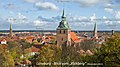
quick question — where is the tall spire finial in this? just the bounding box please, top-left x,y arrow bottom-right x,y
62,9 -> 65,18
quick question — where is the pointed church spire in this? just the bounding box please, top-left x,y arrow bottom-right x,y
112,30 -> 115,35
62,9 -> 65,18
61,9 -> 66,21
57,9 -> 70,29
94,22 -> 97,33
93,22 -> 98,39
9,22 -> 13,37
10,22 -> 12,31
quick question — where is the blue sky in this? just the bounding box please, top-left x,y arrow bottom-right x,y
0,0 -> 120,30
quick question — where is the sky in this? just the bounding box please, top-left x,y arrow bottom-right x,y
0,0 -> 120,30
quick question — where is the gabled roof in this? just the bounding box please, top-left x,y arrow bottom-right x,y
86,50 -> 94,55
80,49 -> 85,54
1,45 -> 7,49
31,46 -> 40,52
22,60 -> 31,64
26,36 -> 34,39
0,39 -> 7,42
70,32 -> 80,43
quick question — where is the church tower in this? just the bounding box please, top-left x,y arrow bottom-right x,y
9,22 -> 13,37
56,10 -> 71,46
93,22 -> 98,39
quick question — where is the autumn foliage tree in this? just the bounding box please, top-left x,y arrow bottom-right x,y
0,45 -> 14,67
88,33 -> 120,66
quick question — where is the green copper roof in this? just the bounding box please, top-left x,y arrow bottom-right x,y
57,10 -> 70,29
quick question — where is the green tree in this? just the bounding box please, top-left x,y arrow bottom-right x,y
37,45 -> 53,62
7,41 -> 20,50
10,46 -> 22,62
89,33 -> 120,66
80,39 -> 97,51
0,45 -> 14,67
18,39 -> 31,49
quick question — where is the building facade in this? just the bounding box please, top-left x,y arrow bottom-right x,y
56,10 -> 71,46
56,10 -> 80,47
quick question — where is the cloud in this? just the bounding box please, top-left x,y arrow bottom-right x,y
115,11 -> 120,19
38,16 -> 50,21
23,0 -> 59,11
102,16 -> 112,25
6,13 -> 28,24
38,15 -> 60,22
33,19 -> 59,30
115,0 -> 120,3
115,11 -> 120,23
101,15 -> 120,30
35,2 -> 59,11
69,16 -> 88,22
103,16 -> 107,19
104,8 -> 113,13
104,4 -> 115,8
2,3 -> 18,10
75,0 -> 100,6
104,4 -> 120,12
90,13 -> 96,22
7,17 -> 16,23
1,3 -> 29,11
33,20 -> 47,26
70,0 -> 110,7
17,13 -> 27,23
23,0 -> 40,3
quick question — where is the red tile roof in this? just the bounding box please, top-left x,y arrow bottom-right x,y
26,36 -> 34,39
22,60 -> 31,64
31,46 -> 40,52
0,39 -> 7,42
2,45 -> 7,49
86,50 -> 94,55
70,32 -> 80,43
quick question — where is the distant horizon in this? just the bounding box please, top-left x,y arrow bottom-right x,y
0,29 -> 120,32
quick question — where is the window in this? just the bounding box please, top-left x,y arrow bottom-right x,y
63,30 -> 65,34
62,38 -> 63,41
59,30 -> 61,34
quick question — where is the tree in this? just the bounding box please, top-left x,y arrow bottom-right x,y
90,33 -> 120,66
80,39 -> 97,51
7,41 -> 20,50
18,39 -> 32,49
30,45 -> 61,67
10,46 -> 22,62
0,45 -> 14,67
7,39 -> 32,64
38,45 -> 54,62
